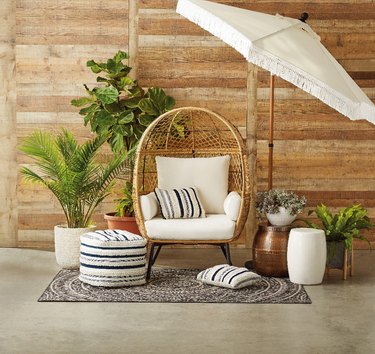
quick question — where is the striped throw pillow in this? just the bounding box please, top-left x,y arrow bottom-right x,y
197,264 -> 261,289
154,187 -> 206,219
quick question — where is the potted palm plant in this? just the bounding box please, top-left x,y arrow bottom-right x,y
71,50 -> 175,232
256,189 -> 307,226
304,204 -> 374,269
20,129 -> 125,269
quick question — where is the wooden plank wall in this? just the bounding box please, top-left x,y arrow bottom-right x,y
138,0 -> 375,248
0,0 -> 17,247
15,0 -> 130,249
252,1 -> 375,248
1,0 -> 374,249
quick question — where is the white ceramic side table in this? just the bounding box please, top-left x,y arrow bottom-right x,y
287,228 -> 326,285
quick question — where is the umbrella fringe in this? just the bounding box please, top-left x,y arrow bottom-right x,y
248,47 -> 356,119
176,0 -> 252,58
248,46 -> 375,124
177,0 -> 375,124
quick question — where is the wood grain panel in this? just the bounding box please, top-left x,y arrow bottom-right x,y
16,1 -> 129,45
129,0 -> 373,246
2,0 -> 374,249
14,1 -> 131,249
0,0 -> 17,247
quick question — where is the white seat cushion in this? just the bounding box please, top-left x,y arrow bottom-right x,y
144,214 -> 235,241
156,156 -> 230,214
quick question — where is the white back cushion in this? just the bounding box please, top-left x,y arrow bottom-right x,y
156,156 -> 230,214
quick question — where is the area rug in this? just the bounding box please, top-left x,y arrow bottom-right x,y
38,268 -> 311,304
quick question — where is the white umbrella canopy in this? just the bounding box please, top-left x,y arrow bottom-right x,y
176,0 -> 375,189
176,0 -> 375,122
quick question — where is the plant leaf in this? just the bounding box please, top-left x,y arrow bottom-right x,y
87,60 -> 106,72
71,97 -> 93,107
138,98 -> 159,116
114,50 -> 128,63
138,113 -> 155,126
118,111 -> 134,124
91,110 -> 113,133
96,86 -> 119,104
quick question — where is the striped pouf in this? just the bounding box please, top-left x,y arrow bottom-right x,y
79,230 -> 147,287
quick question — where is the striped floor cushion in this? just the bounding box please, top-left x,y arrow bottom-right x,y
197,264 -> 261,289
79,230 -> 147,287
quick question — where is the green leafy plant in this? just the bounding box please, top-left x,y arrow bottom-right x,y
114,181 -> 134,217
20,129 -> 126,228
256,189 -> 307,217
304,204 -> 374,251
71,50 -> 175,155
71,50 -> 176,216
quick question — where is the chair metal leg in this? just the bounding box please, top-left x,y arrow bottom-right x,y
152,244 -> 163,266
219,243 -> 232,265
224,243 -> 232,265
220,244 -> 227,258
147,243 -> 164,280
146,243 -> 155,280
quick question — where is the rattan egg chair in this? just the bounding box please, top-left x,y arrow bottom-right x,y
133,107 -> 251,279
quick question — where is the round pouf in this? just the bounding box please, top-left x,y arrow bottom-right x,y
287,228 -> 326,285
79,230 -> 147,287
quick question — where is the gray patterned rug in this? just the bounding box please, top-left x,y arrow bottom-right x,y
38,268 -> 311,304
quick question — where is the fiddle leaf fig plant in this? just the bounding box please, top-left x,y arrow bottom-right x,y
71,50 -> 176,155
71,50 -> 176,217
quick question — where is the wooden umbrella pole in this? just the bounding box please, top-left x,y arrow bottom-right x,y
268,74 -> 275,190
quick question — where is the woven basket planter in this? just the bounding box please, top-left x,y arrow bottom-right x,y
54,225 -> 96,269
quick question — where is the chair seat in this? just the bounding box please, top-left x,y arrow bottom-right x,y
144,214 -> 235,241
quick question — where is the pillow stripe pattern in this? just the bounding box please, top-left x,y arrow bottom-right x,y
154,187 -> 206,219
197,264 -> 261,289
79,230 -> 147,287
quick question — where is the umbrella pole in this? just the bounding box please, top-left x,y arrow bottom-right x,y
268,74 -> 275,190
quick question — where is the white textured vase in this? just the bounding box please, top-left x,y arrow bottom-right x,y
54,225 -> 96,269
287,228 -> 327,285
266,207 -> 296,226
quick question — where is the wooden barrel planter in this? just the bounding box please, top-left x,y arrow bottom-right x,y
252,223 -> 291,277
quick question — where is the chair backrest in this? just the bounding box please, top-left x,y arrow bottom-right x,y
133,107 -> 251,241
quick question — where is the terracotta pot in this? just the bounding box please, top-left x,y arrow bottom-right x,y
104,212 -> 140,235
252,223 -> 291,277
54,225 -> 96,269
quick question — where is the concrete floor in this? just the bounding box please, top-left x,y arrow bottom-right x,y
0,248 -> 374,354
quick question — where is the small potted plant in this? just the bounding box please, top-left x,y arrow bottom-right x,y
71,50 -> 175,233
304,204 -> 374,269
104,181 -> 139,234
256,189 -> 307,226
19,129 -> 125,269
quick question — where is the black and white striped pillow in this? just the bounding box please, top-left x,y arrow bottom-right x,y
197,264 -> 261,289
154,187 -> 206,219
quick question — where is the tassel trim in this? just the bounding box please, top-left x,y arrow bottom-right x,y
176,0 -> 375,124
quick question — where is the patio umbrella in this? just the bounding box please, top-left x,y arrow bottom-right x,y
176,0 -> 375,189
